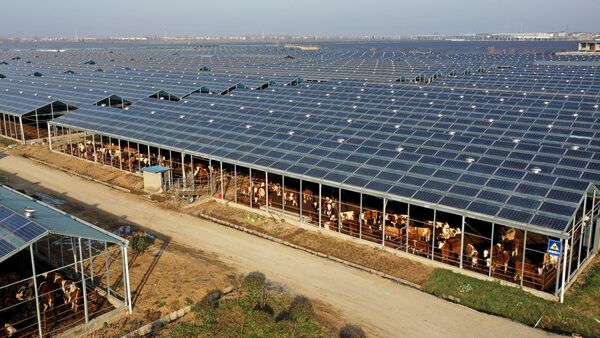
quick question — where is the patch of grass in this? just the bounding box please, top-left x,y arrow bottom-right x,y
422,263 -> 600,337
0,136 -> 17,147
163,272 -> 329,338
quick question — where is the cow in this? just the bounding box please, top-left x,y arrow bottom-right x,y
542,253 -> 558,271
284,191 -> 298,207
66,283 -> 82,312
465,243 -> 479,266
407,226 -> 431,242
514,261 -> 543,286
384,226 -> 401,240
2,324 -> 17,338
501,228 -> 516,241
15,280 -> 34,301
302,188 -> 319,210
61,279 -> 82,312
340,211 -> 355,222
503,237 -> 520,257
486,248 -> 510,273
38,281 -> 55,312
269,183 -> 282,197
42,271 -> 65,285
438,238 -> 461,263
483,242 -> 504,258
387,214 -> 408,227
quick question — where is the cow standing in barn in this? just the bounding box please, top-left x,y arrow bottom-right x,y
1,324 -> 17,337
501,228 -> 520,257
514,261 -> 543,287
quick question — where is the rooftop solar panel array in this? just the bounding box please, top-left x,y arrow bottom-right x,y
2,42 -> 599,234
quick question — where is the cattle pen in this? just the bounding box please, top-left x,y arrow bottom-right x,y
1,42 -> 599,302
0,186 -> 131,338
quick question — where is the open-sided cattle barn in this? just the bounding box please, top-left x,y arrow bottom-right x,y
2,41 -> 599,301
0,185 -> 131,338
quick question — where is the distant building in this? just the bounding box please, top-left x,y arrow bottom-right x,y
578,41 -> 600,53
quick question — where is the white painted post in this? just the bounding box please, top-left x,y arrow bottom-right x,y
560,238 -> 568,303
30,244 -> 43,338
78,238 -> 89,323
520,231 -> 527,287
382,198 -> 387,247
459,215 -> 465,269
124,246 -> 133,314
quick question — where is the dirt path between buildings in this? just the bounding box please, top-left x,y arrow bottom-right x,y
0,155 -> 556,338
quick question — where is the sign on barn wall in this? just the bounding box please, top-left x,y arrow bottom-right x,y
547,239 -> 562,257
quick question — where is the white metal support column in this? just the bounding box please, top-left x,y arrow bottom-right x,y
281,176 -> 285,216
88,239 -> 94,282
359,193 -> 363,240
18,116 -> 25,143
405,204 -> 410,253
249,168 -> 253,209
265,171 -> 269,212
560,238 -> 568,303
234,164 -> 238,203
431,210 -> 437,260
220,161 -> 224,199
459,215 -> 465,269
104,242 -> 111,297
30,244 -> 43,338
68,128 -> 73,156
318,183 -> 322,228
338,189 -> 342,233
47,124 -> 53,150
181,153 -> 187,189
124,246 -> 133,314
71,237 -> 78,274
92,134 -> 97,163
520,231 -> 527,287
382,198 -> 387,247
577,198 -> 587,268
299,179 -> 303,222
489,222 -> 495,277
78,238 -> 89,324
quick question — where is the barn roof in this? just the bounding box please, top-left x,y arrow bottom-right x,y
0,185 -> 127,264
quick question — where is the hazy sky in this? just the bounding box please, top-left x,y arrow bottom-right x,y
1,0 -> 598,37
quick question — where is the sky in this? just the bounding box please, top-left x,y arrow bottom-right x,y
1,0 -> 598,37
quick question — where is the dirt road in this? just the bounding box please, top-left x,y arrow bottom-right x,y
1,155 -> 555,337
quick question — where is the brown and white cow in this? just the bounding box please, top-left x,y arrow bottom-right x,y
38,281 -> 55,312
485,244 -> 510,273
2,324 -> 17,338
514,261 -> 543,285
438,238 -> 461,263
464,243 -> 479,266
61,279 -> 82,312
542,253 -> 558,270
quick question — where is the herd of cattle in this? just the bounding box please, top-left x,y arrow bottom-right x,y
237,179 -> 560,288
64,141 -> 217,187
2,271 -> 85,338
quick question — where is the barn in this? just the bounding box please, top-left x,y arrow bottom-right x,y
0,185 -> 131,338
1,42 -> 599,301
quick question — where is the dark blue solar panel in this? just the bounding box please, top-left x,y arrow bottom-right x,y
497,208 -> 533,223
467,202 -> 500,217
0,239 -> 15,256
539,202 -> 577,217
530,214 -> 568,230
413,191 -> 442,204
439,196 -> 470,209
1,215 -> 30,231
